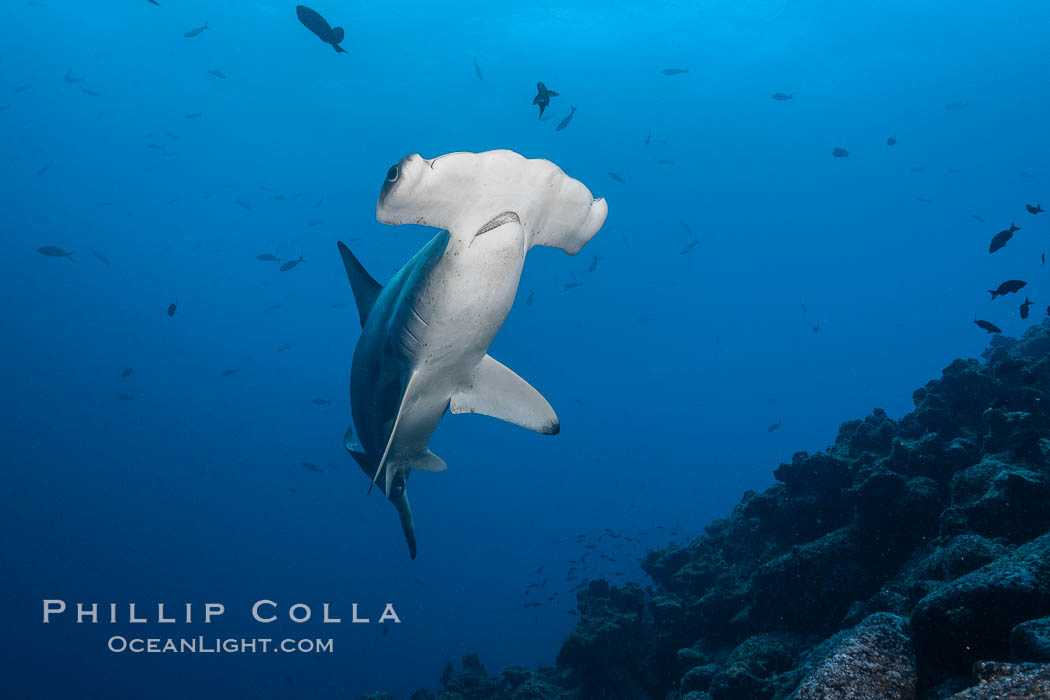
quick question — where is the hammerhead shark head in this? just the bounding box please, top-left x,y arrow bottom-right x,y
337,150 -> 608,558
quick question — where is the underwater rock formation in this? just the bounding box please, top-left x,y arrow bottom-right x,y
360,319 -> 1050,699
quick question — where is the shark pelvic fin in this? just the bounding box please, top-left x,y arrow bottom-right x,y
337,241 -> 382,327
372,370 -> 418,494
451,354 -> 560,435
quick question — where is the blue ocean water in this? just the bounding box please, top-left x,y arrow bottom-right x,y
2,0 -> 1048,697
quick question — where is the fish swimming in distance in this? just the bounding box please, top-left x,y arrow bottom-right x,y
63,69 -> 85,83
644,131 -> 651,146
276,343 -> 295,352
295,5 -> 347,53
338,150 -> 606,559
280,254 -> 305,271
989,223 -> 1020,253
184,22 -> 208,38
37,161 -> 53,175
768,420 -> 783,432
969,214 -> 985,223
661,68 -> 689,75
556,106 -> 577,132
167,300 -> 178,317
886,136 -> 897,146
38,246 -> 74,260
832,147 -> 849,158
473,57 -> 483,80
988,280 -> 1026,300
302,461 -> 322,475
207,69 -> 226,80
121,367 -> 134,378
311,398 -> 332,406
656,159 -> 675,165
563,281 -> 582,291
1020,297 -> 1033,320
256,253 -> 280,262
1026,204 -> 1044,215
145,0 -> 161,5
532,82 -> 558,119
771,92 -> 792,101
91,249 -> 110,265
185,112 -> 202,119
220,368 -> 239,377
587,255 -> 601,273
974,318 -> 1001,334
945,100 -> 968,111
680,240 -> 698,255
526,290 -> 534,306
608,172 -> 625,183
82,89 -> 103,97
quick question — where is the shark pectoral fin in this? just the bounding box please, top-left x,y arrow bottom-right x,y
337,241 -> 382,327
413,451 -> 447,472
451,354 -> 560,435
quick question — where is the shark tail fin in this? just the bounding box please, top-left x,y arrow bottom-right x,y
337,241 -> 382,326
988,290 -> 999,300
548,90 -> 560,96
332,26 -> 345,43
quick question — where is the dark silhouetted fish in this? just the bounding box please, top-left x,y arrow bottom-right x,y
473,57 -> 483,80
91,249 -> 110,265
1020,297 -> 1033,319
989,223 -> 1020,253
656,159 -> 675,165
556,106 -> 577,132
296,5 -> 347,53
1026,204 -> 1044,215
832,147 -> 849,158
969,214 -> 985,223
661,68 -> 689,75
768,420 -> 782,432
812,324 -> 821,333
526,290 -> 534,306
167,300 -> 177,317
276,343 -> 295,352
236,200 -> 252,210
643,130 -> 651,146
915,196 -> 932,203
532,82 -> 558,119
680,240 -> 698,255
38,246 -> 74,260
988,280 -> 1026,299
63,69 -> 85,84
82,89 -> 103,97
280,254 -> 305,271
145,0 -> 161,5
911,166 -> 926,173
563,281 -> 582,291
974,318 -> 1001,334
772,92 -> 793,101
680,221 -> 692,234
121,367 -> 134,378
185,112 -> 202,119
37,161 -> 53,175
184,22 -> 208,38
608,172 -> 625,183
257,253 -> 280,262
587,255 -> 600,273
117,393 -> 135,401
220,368 -> 239,377
886,136 -> 897,146
302,461 -> 322,475
14,85 -> 32,92
207,69 -> 226,80
312,398 -> 332,406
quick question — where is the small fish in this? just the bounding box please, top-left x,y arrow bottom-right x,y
145,0 -> 161,5
680,221 -> 692,235
680,240 -> 698,255
832,147 -> 849,158
969,214 -> 986,223
276,343 -> 295,352
526,290 -> 534,306
91,249 -> 110,265
311,398 -> 332,406
771,92 -> 793,101
587,255 -> 600,273
121,367 -> 134,378
207,69 -> 226,80
236,200 -> 252,210
36,161 -> 54,176
280,254 -> 305,272
307,219 -> 323,227
1018,172 -> 1037,180
989,223 -> 1020,254
661,68 -> 689,76
271,193 -> 286,201
256,253 -> 280,262
886,136 -> 897,146
812,324 -> 821,333
296,5 -> 347,53
184,22 -> 208,38
97,201 -> 114,207
38,246 -> 74,261
563,281 -> 582,291
63,69 -> 85,84
14,85 -> 33,92
1020,297 -> 1033,320
220,368 -> 239,377
167,301 -> 178,317
608,172 -> 625,183
974,318 -> 1001,334
473,57 -> 483,80
532,82 -> 559,119
185,112 -> 202,119
644,131 -> 651,146
988,280 -> 1026,300
302,461 -> 323,475
81,89 -> 103,97
915,197 -> 933,203
1026,204 -> 1044,215
767,420 -> 783,432
556,105 -> 577,132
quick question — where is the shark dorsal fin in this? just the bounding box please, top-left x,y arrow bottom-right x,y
451,354 -> 560,435
337,241 -> 382,327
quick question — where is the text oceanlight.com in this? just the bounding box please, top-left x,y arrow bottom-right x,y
107,636 -> 334,654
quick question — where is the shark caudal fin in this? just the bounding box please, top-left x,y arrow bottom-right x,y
451,354 -> 560,435
347,447 -> 418,559
337,241 -> 382,326
331,27 -> 345,43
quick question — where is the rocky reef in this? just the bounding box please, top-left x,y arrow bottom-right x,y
363,320 -> 1050,700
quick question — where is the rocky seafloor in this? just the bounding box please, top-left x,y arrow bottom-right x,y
362,320 -> 1050,700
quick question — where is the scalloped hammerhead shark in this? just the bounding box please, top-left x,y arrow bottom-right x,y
337,150 -> 608,558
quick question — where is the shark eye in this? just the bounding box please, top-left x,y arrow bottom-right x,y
386,165 -> 399,183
